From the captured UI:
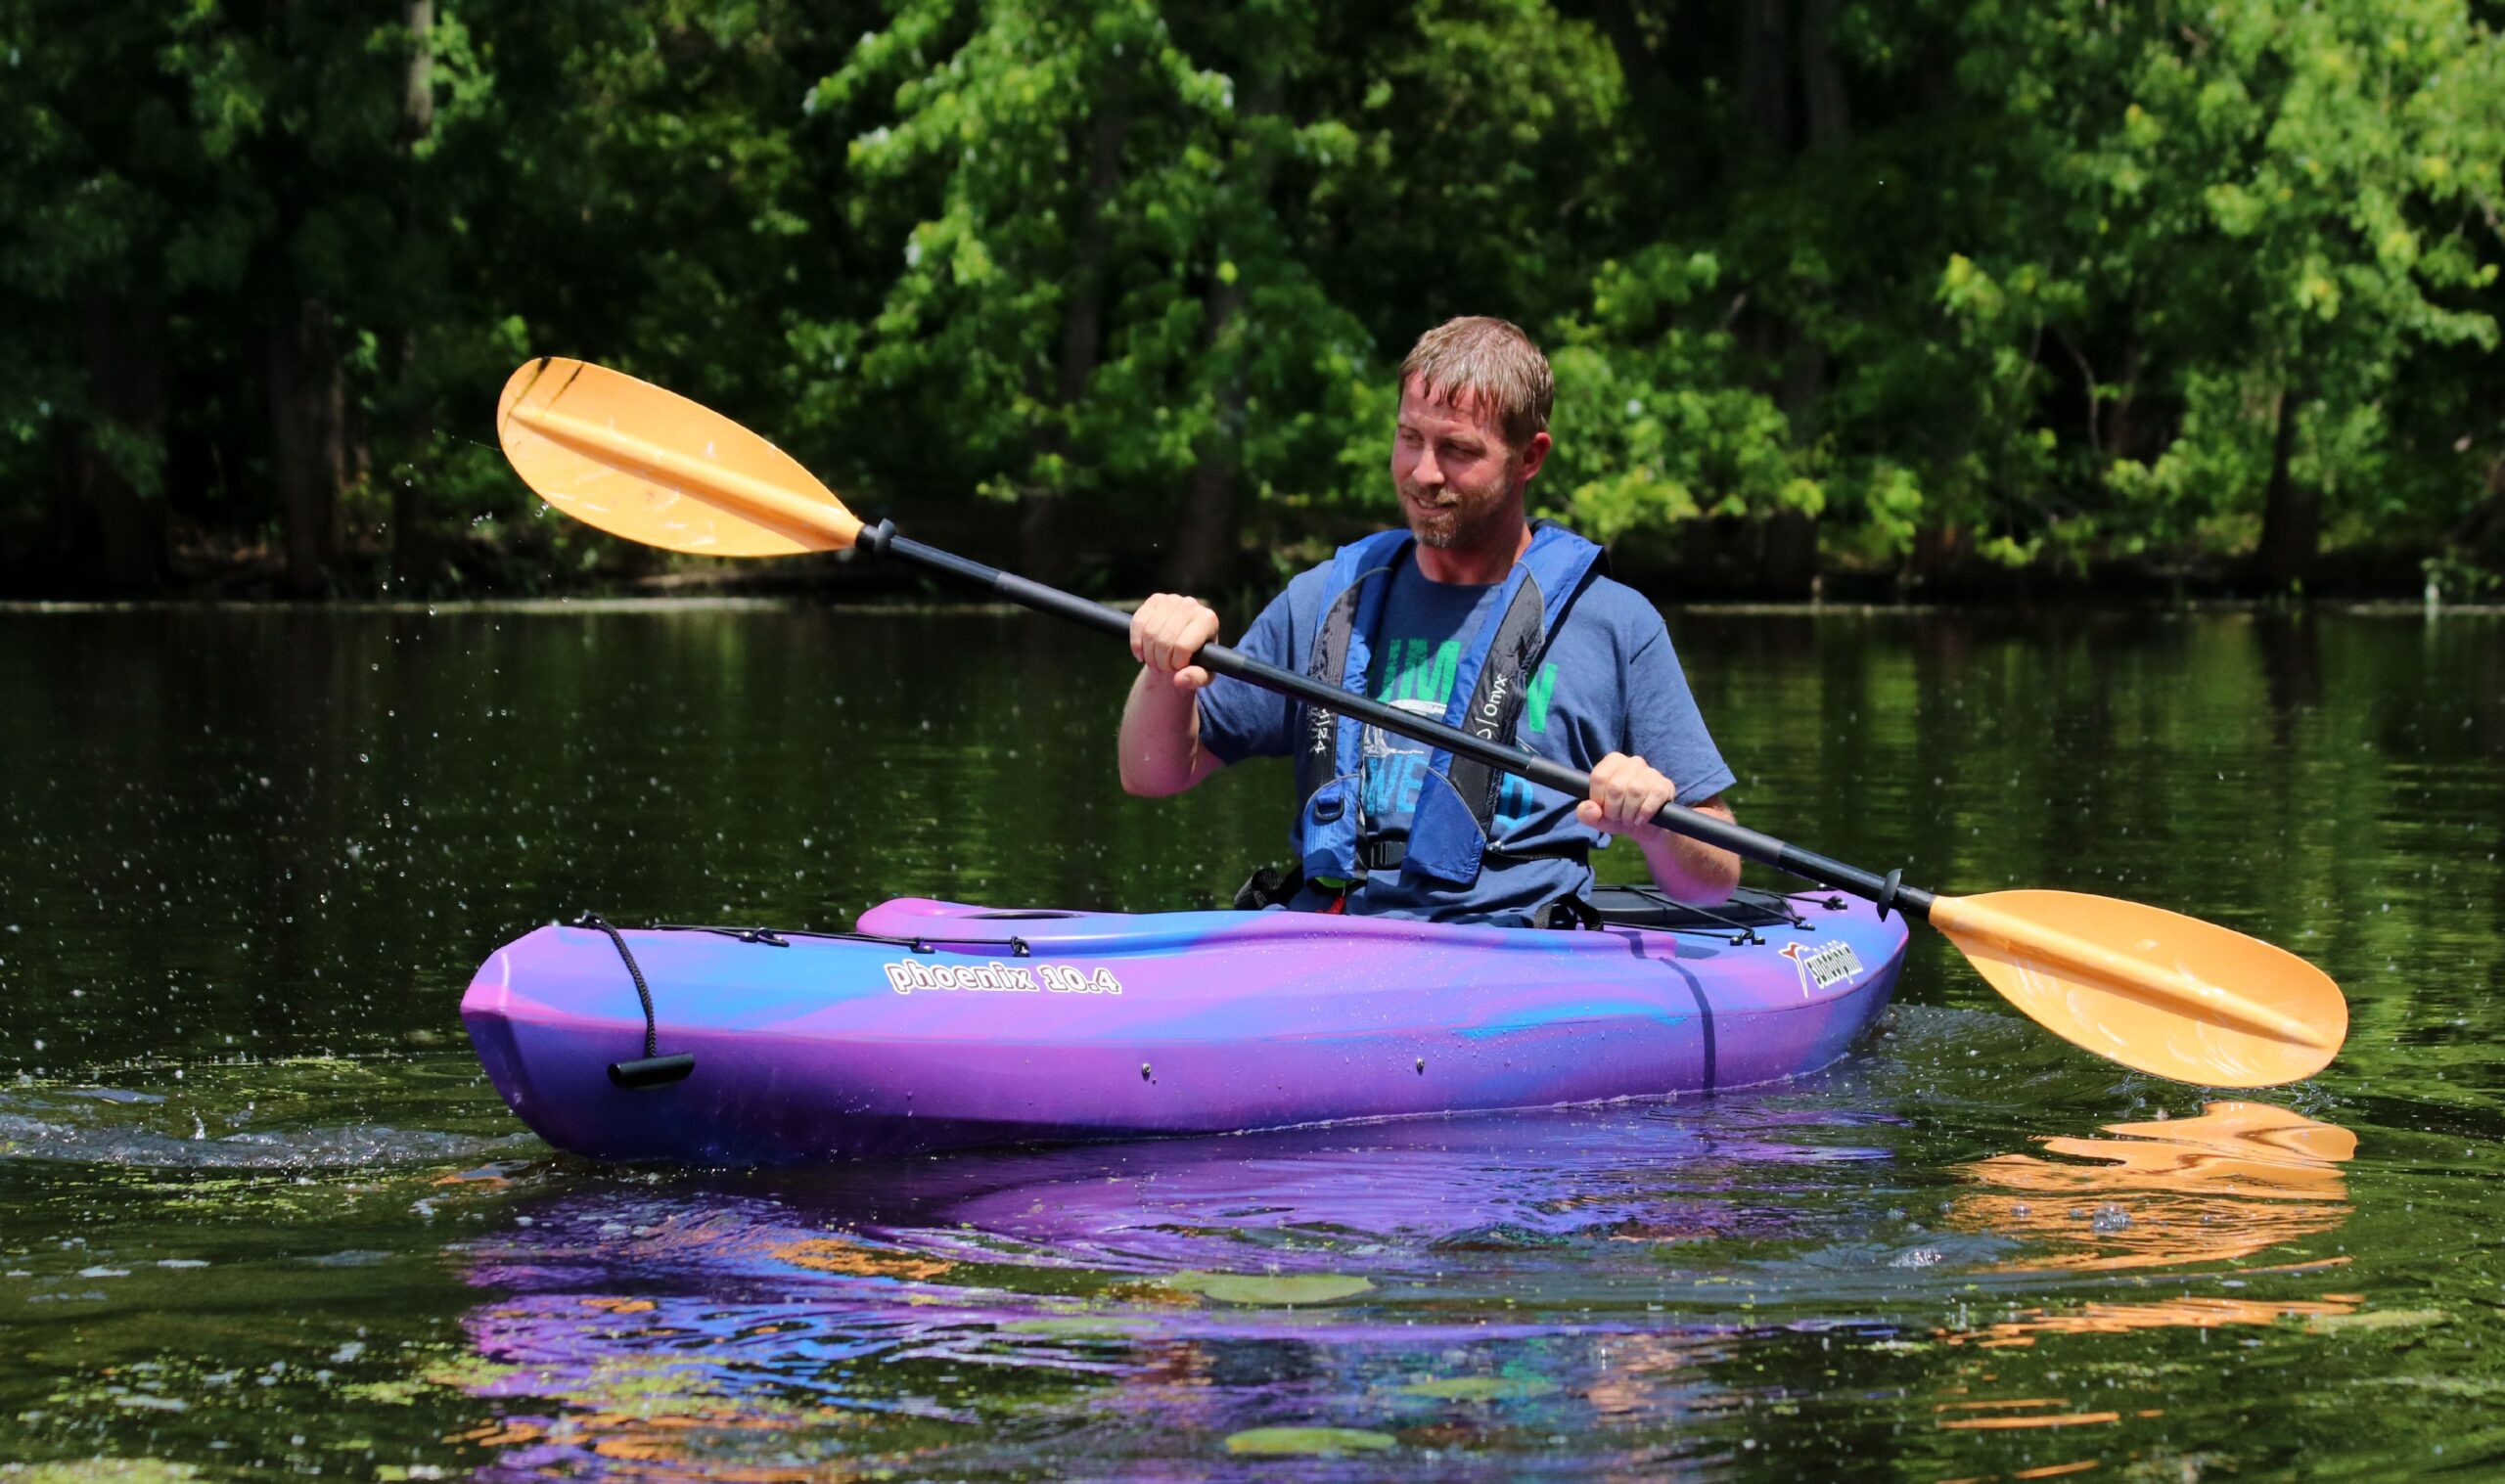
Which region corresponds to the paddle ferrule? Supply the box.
[863,521,1139,643]
[1771,851,1934,923]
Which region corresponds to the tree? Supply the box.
[801,0,1627,586]
[1948,0,2503,588]
[0,5,204,592]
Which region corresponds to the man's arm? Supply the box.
[1580,755,1743,904]
[1589,603,1738,901]
[1119,593,1227,796]
[1632,791,1743,904]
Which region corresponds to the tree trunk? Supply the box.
[1732,0,1836,597]
[268,297,347,597]
[1759,509,1818,597]
[1736,0,1792,160]
[51,292,170,593]
[1165,67,1283,594]
[1590,0,1672,229]
[389,0,435,589]
[2254,382,2315,591]
[1025,96,1130,583]
[1799,0,1848,149]
[1755,339,1826,597]
[1167,280,1248,594]
[1908,522,1965,587]
[2444,455,2505,557]
[401,0,433,138]
[2107,337,2146,462]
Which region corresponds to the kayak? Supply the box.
[461,886,1909,1164]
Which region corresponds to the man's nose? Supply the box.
[1413,448,1442,485]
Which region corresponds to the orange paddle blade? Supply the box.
[1929,890,2346,1087]
[496,358,861,556]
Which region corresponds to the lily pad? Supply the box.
[3,1463,200,1484]
[1400,1375,1561,1401]
[1000,1317,1136,1338]
[2364,1374,2505,1399]
[2304,1308,2451,1334]
[1164,1271,1374,1306]
[1224,1426,1397,1456]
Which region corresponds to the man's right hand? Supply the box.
[1120,593,1225,796]
[1130,593,1222,693]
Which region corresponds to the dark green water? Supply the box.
[2,603,2499,1482]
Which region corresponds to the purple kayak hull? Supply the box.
[461,896,1909,1164]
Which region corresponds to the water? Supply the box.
[2,603,2499,1480]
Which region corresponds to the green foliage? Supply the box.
[1544,248,1819,542]
[795,0,1624,545]
[0,0,2498,594]
[1944,0,2504,567]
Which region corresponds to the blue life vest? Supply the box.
[1292,521,1606,888]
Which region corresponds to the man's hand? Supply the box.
[1579,752,1742,904]
[1130,593,1222,694]
[1576,752,1678,840]
[1120,594,1225,797]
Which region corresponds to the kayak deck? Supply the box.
[462,890,1909,1164]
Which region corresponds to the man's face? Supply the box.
[1390,378,1550,553]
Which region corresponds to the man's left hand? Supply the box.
[1577,752,1678,841]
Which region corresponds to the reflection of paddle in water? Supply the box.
[1941,1101,2359,1348]
[1951,1100,2353,1275]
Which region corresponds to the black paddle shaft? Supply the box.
[861,521,1935,922]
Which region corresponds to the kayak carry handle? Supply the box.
[609,1054,698,1089]
[573,912,694,1091]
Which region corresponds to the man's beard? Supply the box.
[1400,480,1512,552]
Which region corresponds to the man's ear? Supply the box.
[1517,429,1552,484]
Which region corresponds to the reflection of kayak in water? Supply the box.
[460,887,1908,1164]
[439,1101,1900,1473]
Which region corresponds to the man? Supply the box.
[1120,316,1740,924]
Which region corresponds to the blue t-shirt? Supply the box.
[1196,549,1735,924]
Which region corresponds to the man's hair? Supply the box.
[1398,316,1554,449]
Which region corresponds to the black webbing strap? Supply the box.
[1293,565,1391,812]
[1441,570,1550,830]
[1353,835,1587,877]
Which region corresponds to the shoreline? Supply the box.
[3,595,2499,618]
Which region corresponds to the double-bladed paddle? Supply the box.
[494,356,2348,1088]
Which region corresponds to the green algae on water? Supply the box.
[1223,1426,1397,1456]
[1398,1374,1562,1401]
[1163,1271,1374,1305]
